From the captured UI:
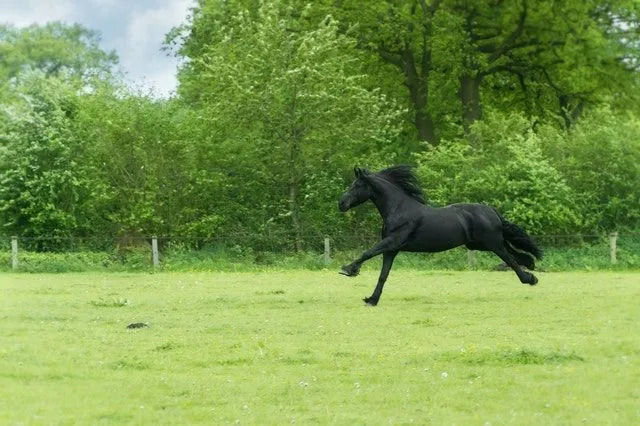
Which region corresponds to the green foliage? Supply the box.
[2,8,640,253]
[0,72,96,239]
[0,21,117,84]
[415,107,640,236]
[549,107,640,231]
[73,87,193,238]
[416,111,581,234]
[0,248,155,273]
[176,1,403,250]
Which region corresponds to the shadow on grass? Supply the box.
[90,297,130,307]
[442,348,585,366]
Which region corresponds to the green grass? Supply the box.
[1,271,639,424]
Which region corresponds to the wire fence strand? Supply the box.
[1,231,638,252]
[3,231,640,272]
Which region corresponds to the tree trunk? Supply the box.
[288,131,303,252]
[403,50,437,144]
[460,73,482,136]
[287,83,303,253]
[559,95,585,130]
[289,178,302,252]
[414,103,436,143]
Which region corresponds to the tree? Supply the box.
[308,0,444,145]
[308,0,640,139]
[415,110,581,235]
[179,3,403,250]
[0,72,95,244]
[0,22,121,247]
[544,107,640,231]
[168,0,434,150]
[73,87,192,240]
[338,0,443,143]
[446,0,640,132]
[0,22,118,84]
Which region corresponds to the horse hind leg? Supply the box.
[506,244,536,270]
[468,241,535,272]
[489,243,538,285]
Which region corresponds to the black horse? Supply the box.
[338,165,543,306]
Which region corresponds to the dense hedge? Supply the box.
[416,109,640,236]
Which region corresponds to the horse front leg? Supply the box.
[340,234,405,277]
[363,251,398,306]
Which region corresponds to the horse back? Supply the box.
[447,203,504,233]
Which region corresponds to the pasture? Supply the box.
[1,270,639,424]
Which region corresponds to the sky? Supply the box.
[0,0,195,97]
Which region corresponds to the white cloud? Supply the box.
[0,0,77,26]
[116,0,192,97]
[88,0,119,9]
[0,0,194,97]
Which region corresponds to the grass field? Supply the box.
[1,270,639,424]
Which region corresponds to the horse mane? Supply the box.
[375,165,425,204]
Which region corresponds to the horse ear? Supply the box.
[354,166,361,178]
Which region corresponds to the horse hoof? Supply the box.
[363,297,378,306]
[340,265,359,277]
[528,275,538,285]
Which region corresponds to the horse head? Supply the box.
[338,166,373,212]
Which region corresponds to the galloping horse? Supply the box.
[338,165,542,306]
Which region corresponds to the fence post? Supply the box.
[11,236,18,270]
[324,237,331,266]
[152,236,159,268]
[609,232,618,264]
[467,250,477,269]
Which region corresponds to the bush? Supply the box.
[0,249,153,273]
[415,110,581,235]
[549,107,640,231]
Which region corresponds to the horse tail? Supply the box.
[494,209,543,260]
[503,221,543,260]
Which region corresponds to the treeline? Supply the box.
[1,1,640,252]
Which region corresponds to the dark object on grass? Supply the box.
[126,322,148,329]
[338,165,543,306]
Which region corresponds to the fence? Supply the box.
[2,232,636,271]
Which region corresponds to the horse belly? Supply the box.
[402,239,463,253]
[401,225,466,253]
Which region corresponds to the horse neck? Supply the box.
[368,177,414,219]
